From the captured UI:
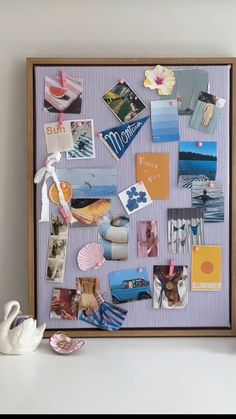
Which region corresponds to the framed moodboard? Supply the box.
[27,58,236,337]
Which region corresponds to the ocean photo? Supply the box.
[178,141,217,188]
[192,181,224,223]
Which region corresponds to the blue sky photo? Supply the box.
[179,141,217,157]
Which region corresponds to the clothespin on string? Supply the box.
[58,112,64,129]
[61,70,67,88]
[168,259,175,277]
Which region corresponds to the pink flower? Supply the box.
[143,65,176,95]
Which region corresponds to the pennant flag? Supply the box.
[99,116,149,160]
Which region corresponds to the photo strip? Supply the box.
[46,214,69,283]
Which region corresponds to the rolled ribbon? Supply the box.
[34,152,76,224]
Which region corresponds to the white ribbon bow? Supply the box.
[34,152,75,223]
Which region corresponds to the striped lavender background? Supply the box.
[35,65,230,329]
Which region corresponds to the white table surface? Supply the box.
[0,337,236,414]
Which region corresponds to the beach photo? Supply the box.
[56,168,117,197]
[44,75,83,114]
[66,119,95,160]
[71,198,111,227]
[178,141,217,188]
[109,267,151,304]
[192,180,224,223]
[102,80,147,123]
[50,288,79,320]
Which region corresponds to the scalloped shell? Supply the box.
[77,243,105,271]
[49,332,85,355]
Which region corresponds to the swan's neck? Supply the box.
[0,301,20,332]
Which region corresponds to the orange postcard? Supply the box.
[191,245,222,291]
[136,153,169,200]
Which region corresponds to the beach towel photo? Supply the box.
[192,180,224,223]
[190,91,226,134]
[102,80,147,123]
[109,267,151,304]
[66,119,95,160]
[44,75,83,113]
[178,141,217,188]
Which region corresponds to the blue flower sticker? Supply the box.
[137,191,147,203]
[126,198,139,212]
[126,187,138,199]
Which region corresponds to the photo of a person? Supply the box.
[137,221,158,258]
[51,214,68,237]
[48,238,67,259]
[50,288,79,320]
[76,277,100,315]
[47,259,64,281]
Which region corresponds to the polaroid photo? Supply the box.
[71,198,111,227]
[66,119,95,160]
[118,181,152,215]
[101,80,147,123]
[56,168,117,197]
[178,141,217,188]
[137,221,158,258]
[44,75,83,114]
[98,215,129,261]
[168,208,204,254]
[109,267,151,304]
[192,180,224,223]
[190,92,226,134]
[50,288,79,320]
[153,265,188,309]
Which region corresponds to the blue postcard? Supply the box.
[56,168,117,197]
[151,100,180,142]
[178,141,217,188]
[109,267,151,304]
[192,180,224,223]
[99,116,149,160]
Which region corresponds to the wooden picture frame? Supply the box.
[27,58,236,337]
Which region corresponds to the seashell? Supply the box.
[49,332,85,355]
[77,243,105,271]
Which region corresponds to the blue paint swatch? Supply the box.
[151,100,180,142]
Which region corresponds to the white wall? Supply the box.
[0,0,235,314]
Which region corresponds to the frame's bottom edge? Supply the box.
[43,328,235,338]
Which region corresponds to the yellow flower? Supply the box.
[143,65,176,95]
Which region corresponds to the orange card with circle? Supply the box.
[191,245,222,291]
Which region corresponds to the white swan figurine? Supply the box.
[0,301,46,354]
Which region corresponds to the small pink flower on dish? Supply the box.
[49,332,85,355]
[143,65,176,95]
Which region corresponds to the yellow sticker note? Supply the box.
[136,153,169,200]
[191,245,222,291]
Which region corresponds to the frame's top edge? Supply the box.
[26,57,236,66]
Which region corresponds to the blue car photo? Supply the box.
[109,268,152,304]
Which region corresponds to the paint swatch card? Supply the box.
[50,288,79,320]
[101,80,147,123]
[44,75,83,113]
[67,119,95,160]
[136,153,169,199]
[178,141,217,188]
[191,245,222,291]
[153,265,188,309]
[192,180,224,223]
[151,100,180,142]
[44,121,74,154]
[168,208,204,254]
[190,92,226,134]
[99,116,149,160]
[109,267,151,304]
[137,221,158,257]
[56,168,117,197]
[118,181,152,215]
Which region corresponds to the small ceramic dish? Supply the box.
[49,332,85,354]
